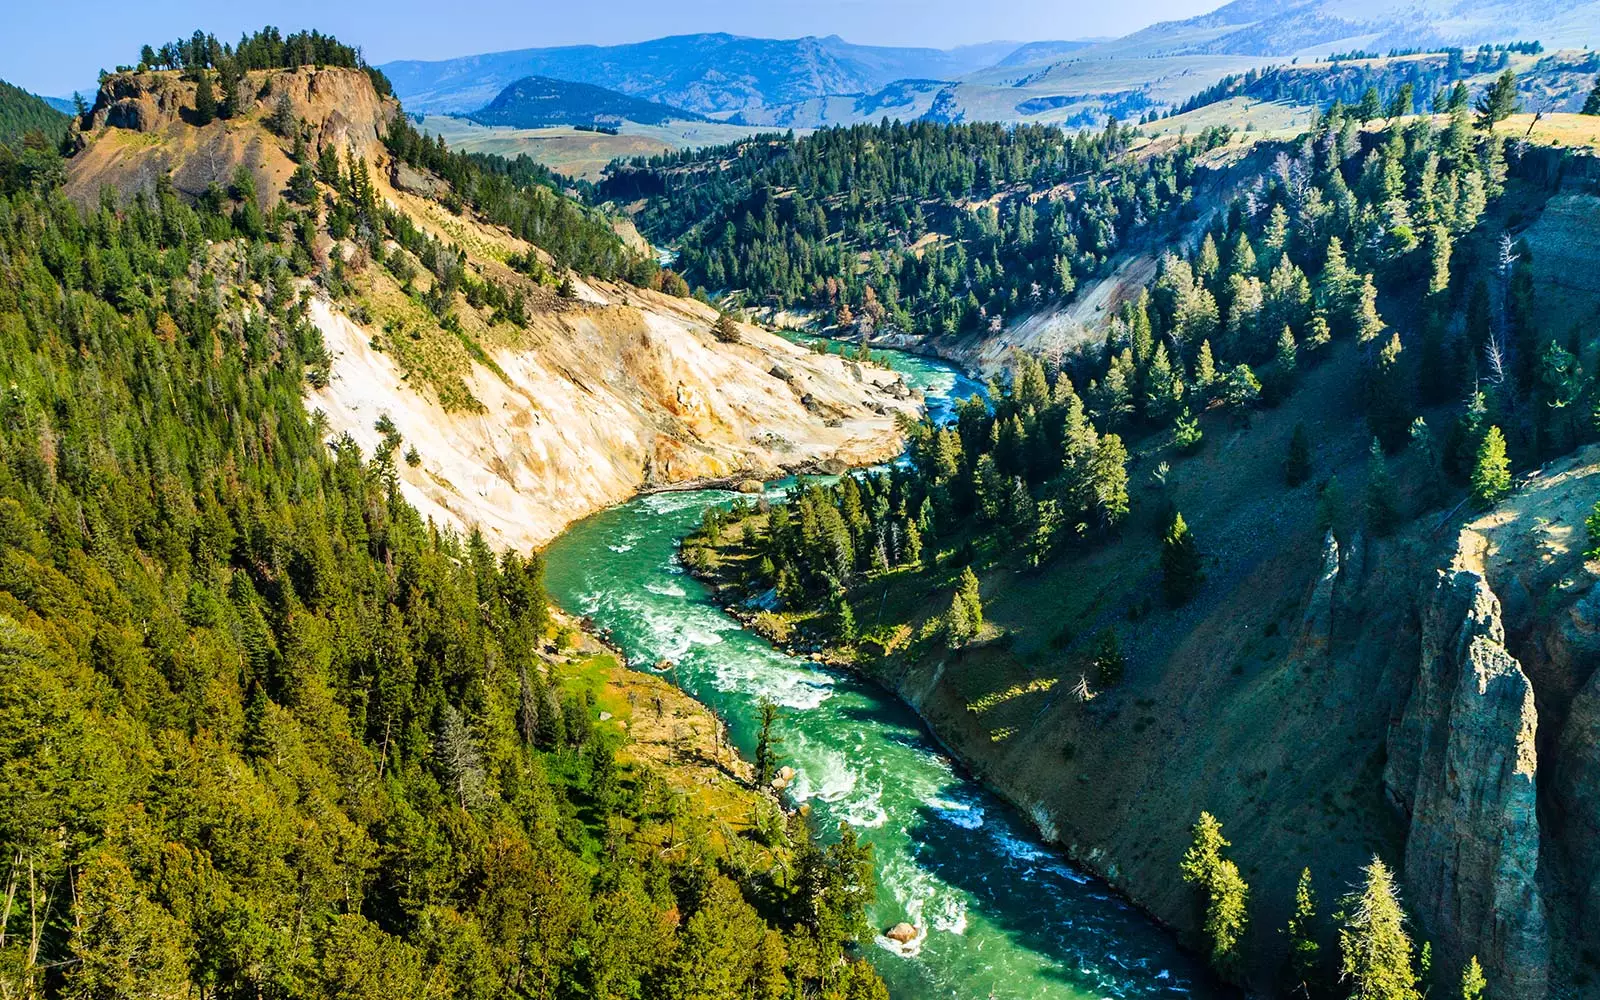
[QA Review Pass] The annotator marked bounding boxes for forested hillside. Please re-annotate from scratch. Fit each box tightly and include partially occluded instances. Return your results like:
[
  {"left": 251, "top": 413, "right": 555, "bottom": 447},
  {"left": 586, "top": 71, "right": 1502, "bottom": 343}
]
[
  {"left": 680, "top": 85, "right": 1600, "bottom": 997},
  {"left": 608, "top": 118, "right": 1235, "bottom": 339},
  {"left": 0, "top": 30, "right": 890, "bottom": 1000},
  {"left": 0, "top": 79, "right": 67, "bottom": 146}
]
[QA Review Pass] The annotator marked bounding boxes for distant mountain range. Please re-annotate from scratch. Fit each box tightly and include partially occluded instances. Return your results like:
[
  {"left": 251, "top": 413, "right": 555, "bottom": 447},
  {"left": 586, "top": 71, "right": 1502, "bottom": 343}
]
[
  {"left": 468, "top": 76, "right": 705, "bottom": 128},
  {"left": 381, "top": 0, "right": 1600, "bottom": 131},
  {"left": 379, "top": 33, "right": 1023, "bottom": 115},
  {"left": 1106, "top": 0, "right": 1600, "bottom": 58}
]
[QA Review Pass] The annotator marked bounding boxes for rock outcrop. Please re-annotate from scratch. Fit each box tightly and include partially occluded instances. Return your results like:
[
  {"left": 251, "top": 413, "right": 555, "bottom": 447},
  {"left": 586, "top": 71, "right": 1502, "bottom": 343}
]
[
  {"left": 69, "top": 66, "right": 398, "bottom": 208},
  {"left": 1385, "top": 555, "right": 1548, "bottom": 1000}
]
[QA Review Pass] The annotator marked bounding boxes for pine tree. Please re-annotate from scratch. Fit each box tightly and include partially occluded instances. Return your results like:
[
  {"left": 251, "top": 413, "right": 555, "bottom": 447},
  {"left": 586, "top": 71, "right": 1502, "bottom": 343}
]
[
  {"left": 1474, "top": 70, "right": 1519, "bottom": 130},
  {"left": 832, "top": 592, "right": 857, "bottom": 644},
  {"left": 754, "top": 698, "right": 782, "bottom": 785},
  {"left": 957, "top": 566, "right": 982, "bottom": 634},
  {"left": 1338, "top": 857, "right": 1421, "bottom": 1000},
  {"left": 711, "top": 311, "right": 742, "bottom": 344},
  {"left": 1161, "top": 512, "right": 1204, "bottom": 606},
  {"left": 1471, "top": 425, "right": 1512, "bottom": 507},
  {"left": 1367, "top": 332, "right": 1411, "bottom": 452},
  {"left": 1181, "top": 812, "right": 1249, "bottom": 981},
  {"left": 193, "top": 70, "right": 216, "bottom": 125},
  {"left": 1460, "top": 956, "right": 1486, "bottom": 1000},
  {"left": 1090, "top": 434, "right": 1131, "bottom": 529},
  {"left": 1285, "top": 868, "right": 1321, "bottom": 998},
  {"left": 1585, "top": 78, "right": 1600, "bottom": 116},
  {"left": 1174, "top": 410, "right": 1203, "bottom": 454},
  {"left": 1584, "top": 499, "right": 1600, "bottom": 560},
  {"left": 1286, "top": 423, "right": 1312, "bottom": 486},
  {"left": 269, "top": 90, "right": 296, "bottom": 136},
  {"left": 1092, "top": 628, "right": 1125, "bottom": 687},
  {"left": 1358, "top": 87, "right": 1383, "bottom": 122},
  {"left": 1194, "top": 340, "right": 1217, "bottom": 400},
  {"left": 1365, "top": 438, "right": 1399, "bottom": 536}
]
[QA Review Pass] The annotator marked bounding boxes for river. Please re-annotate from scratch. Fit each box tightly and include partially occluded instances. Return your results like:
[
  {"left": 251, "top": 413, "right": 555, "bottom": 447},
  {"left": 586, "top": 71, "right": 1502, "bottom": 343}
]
[{"left": 542, "top": 344, "right": 1215, "bottom": 1000}]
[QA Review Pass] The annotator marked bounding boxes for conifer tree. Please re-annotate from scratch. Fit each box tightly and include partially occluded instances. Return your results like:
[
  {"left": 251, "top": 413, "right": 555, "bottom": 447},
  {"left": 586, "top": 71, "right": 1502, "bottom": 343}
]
[
  {"left": 712, "top": 311, "right": 742, "bottom": 344},
  {"left": 1471, "top": 425, "right": 1511, "bottom": 507},
  {"left": 1286, "top": 423, "right": 1312, "bottom": 486},
  {"left": 1585, "top": 78, "right": 1600, "bottom": 116},
  {"left": 192, "top": 70, "right": 216, "bottom": 125},
  {"left": 1358, "top": 87, "right": 1383, "bottom": 122},
  {"left": 1285, "top": 868, "right": 1321, "bottom": 998},
  {"left": 1338, "top": 857, "right": 1421, "bottom": 1000},
  {"left": 1474, "top": 70, "right": 1519, "bottom": 130},
  {"left": 1090, "top": 434, "right": 1131, "bottom": 529},
  {"left": 1092, "top": 628, "right": 1125, "bottom": 687},
  {"left": 957, "top": 566, "right": 982, "bottom": 633},
  {"left": 1195, "top": 340, "right": 1218, "bottom": 400},
  {"left": 1181, "top": 812, "right": 1250, "bottom": 981},
  {"left": 1365, "top": 438, "right": 1399, "bottom": 536},
  {"left": 754, "top": 698, "right": 782, "bottom": 785},
  {"left": 1460, "top": 956, "right": 1486, "bottom": 1000},
  {"left": 1161, "top": 512, "right": 1204, "bottom": 606},
  {"left": 268, "top": 90, "right": 295, "bottom": 136}
]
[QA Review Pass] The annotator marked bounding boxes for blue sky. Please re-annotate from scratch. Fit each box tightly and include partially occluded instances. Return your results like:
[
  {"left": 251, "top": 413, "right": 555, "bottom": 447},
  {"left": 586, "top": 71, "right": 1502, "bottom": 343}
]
[{"left": 1, "top": 0, "right": 1220, "bottom": 97}]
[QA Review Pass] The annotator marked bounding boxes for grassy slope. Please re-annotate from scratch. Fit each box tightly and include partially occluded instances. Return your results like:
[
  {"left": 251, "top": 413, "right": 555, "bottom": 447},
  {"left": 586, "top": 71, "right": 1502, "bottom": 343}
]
[{"left": 420, "top": 115, "right": 781, "bottom": 181}]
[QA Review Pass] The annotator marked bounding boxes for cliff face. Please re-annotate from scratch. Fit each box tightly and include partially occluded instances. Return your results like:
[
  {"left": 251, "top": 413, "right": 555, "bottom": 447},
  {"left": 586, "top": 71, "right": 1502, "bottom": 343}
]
[
  {"left": 1382, "top": 448, "right": 1600, "bottom": 999},
  {"left": 68, "top": 66, "right": 397, "bottom": 206},
  {"left": 1385, "top": 557, "right": 1548, "bottom": 1000}
]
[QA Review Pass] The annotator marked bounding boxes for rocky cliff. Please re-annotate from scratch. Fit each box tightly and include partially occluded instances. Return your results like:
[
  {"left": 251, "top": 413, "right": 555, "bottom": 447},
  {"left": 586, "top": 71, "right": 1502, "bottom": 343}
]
[
  {"left": 1383, "top": 447, "right": 1600, "bottom": 999},
  {"left": 68, "top": 66, "right": 396, "bottom": 207},
  {"left": 1385, "top": 553, "right": 1548, "bottom": 1000}
]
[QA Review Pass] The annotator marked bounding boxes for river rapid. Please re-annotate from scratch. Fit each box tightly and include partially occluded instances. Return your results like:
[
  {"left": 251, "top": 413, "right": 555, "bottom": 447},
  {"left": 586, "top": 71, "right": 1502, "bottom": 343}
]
[{"left": 542, "top": 344, "right": 1215, "bottom": 1000}]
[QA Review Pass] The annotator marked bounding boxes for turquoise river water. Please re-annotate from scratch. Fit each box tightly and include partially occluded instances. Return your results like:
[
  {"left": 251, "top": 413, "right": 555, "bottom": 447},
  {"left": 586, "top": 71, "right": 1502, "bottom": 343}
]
[{"left": 542, "top": 346, "right": 1215, "bottom": 1000}]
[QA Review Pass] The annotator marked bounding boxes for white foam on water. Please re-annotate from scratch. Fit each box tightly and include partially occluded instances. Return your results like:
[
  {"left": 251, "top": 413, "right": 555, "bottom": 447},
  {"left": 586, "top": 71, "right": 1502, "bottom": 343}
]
[
  {"left": 635, "top": 489, "right": 734, "bottom": 516},
  {"left": 930, "top": 797, "right": 985, "bottom": 830},
  {"left": 989, "top": 826, "right": 1051, "bottom": 863},
  {"left": 841, "top": 784, "right": 887, "bottom": 828},
  {"left": 643, "top": 579, "right": 687, "bottom": 597},
  {"left": 708, "top": 645, "right": 836, "bottom": 710},
  {"left": 607, "top": 543, "right": 634, "bottom": 553},
  {"left": 788, "top": 742, "right": 859, "bottom": 803},
  {"left": 932, "top": 895, "right": 968, "bottom": 936}
]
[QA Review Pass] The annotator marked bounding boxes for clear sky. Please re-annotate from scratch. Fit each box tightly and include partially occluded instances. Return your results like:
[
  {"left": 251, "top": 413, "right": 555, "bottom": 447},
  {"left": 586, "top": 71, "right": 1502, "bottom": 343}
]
[{"left": 1, "top": 0, "right": 1223, "bottom": 97}]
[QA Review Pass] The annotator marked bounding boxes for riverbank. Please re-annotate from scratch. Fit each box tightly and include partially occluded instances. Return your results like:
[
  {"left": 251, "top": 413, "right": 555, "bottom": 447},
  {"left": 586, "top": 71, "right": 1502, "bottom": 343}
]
[
  {"left": 679, "top": 513, "right": 1203, "bottom": 945},
  {"left": 542, "top": 461, "right": 1216, "bottom": 1000}
]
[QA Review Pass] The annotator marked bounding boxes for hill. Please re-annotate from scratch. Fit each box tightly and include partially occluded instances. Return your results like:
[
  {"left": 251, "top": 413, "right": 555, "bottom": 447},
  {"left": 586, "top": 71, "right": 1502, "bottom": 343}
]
[
  {"left": 468, "top": 74, "right": 705, "bottom": 128},
  {"left": 0, "top": 78, "right": 67, "bottom": 145},
  {"left": 379, "top": 32, "right": 1016, "bottom": 115},
  {"left": 0, "top": 29, "right": 913, "bottom": 1000}
]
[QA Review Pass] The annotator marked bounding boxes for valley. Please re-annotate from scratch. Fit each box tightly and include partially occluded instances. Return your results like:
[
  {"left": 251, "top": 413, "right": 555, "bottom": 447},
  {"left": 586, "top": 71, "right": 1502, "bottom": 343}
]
[{"left": 2, "top": 4, "right": 1600, "bottom": 1000}]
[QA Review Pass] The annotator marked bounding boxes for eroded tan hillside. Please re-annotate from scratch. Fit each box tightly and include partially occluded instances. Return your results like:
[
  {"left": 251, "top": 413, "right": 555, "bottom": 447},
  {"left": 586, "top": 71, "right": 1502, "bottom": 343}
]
[
  {"left": 308, "top": 293, "right": 917, "bottom": 548},
  {"left": 66, "top": 66, "right": 919, "bottom": 548}
]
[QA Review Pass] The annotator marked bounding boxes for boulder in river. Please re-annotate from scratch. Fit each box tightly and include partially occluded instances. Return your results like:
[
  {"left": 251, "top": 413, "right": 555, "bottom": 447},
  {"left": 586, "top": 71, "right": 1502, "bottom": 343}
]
[
  {"left": 884, "top": 922, "right": 918, "bottom": 943},
  {"left": 736, "top": 479, "right": 764, "bottom": 494}
]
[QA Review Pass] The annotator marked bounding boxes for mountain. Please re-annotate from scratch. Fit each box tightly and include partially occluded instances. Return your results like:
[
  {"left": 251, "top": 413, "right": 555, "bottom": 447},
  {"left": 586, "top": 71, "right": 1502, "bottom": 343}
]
[
  {"left": 379, "top": 32, "right": 1018, "bottom": 115},
  {"left": 468, "top": 75, "right": 706, "bottom": 127},
  {"left": 1100, "top": 0, "right": 1600, "bottom": 58},
  {"left": 991, "top": 39, "right": 1101, "bottom": 67},
  {"left": 0, "top": 78, "right": 67, "bottom": 145}
]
